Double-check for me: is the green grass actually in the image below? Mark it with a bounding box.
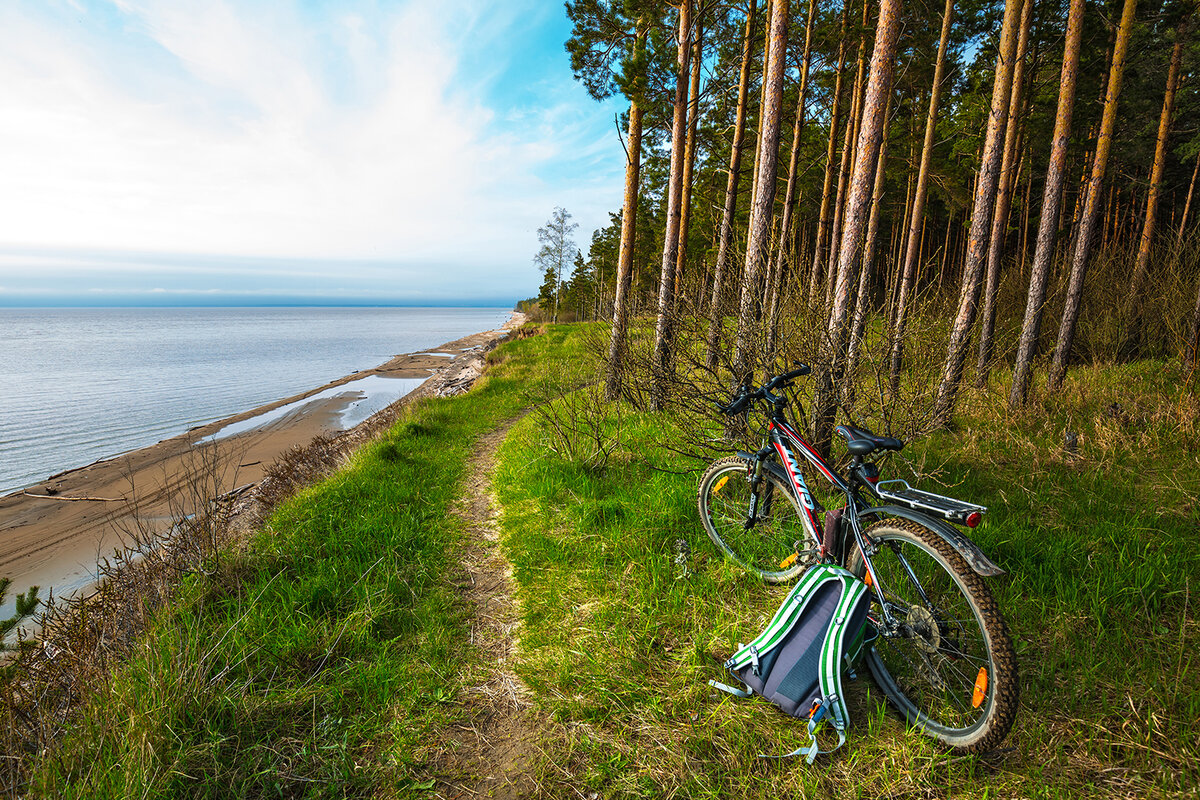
[28,327,576,798]
[28,323,1200,798]
[493,327,1200,798]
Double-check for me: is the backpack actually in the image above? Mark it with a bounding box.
[709,564,874,763]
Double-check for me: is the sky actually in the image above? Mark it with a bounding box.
[0,0,626,307]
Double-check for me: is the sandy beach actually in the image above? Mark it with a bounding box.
[0,314,525,617]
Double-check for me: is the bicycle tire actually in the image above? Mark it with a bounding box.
[696,456,808,583]
[846,518,1019,752]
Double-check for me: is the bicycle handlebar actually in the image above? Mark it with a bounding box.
[716,363,811,417]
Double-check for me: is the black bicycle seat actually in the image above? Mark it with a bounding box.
[835,424,904,455]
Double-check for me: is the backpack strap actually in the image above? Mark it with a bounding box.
[708,678,754,698]
[801,572,869,758]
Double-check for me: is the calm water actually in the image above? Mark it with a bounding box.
[0,307,509,494]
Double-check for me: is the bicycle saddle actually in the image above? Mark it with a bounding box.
[834,424,904,455]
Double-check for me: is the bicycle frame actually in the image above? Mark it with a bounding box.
[754,414,901,630]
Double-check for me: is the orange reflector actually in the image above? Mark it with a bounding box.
[972,667,988,708]
[779,552,798,569]
[713,476,730,493]
[864,569,873,588]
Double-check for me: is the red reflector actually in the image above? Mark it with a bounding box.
[867,476,880,484]
[965,511,982,528]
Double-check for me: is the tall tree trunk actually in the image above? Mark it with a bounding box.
[932,0,1025,424]
[1123,18,1188,338]
[731,0,790,384]
[1047,0,1138,391]
[604,27,646,401]
[764,0,818,360]
[675,19,705,315]
[845,87,895,405]
[825,6,870,314]
[705,0,759,370]
[888,0,954,399]
[811,0,903,453]
[1179,155,1199,245]
[651,0,693,409]
[975,0,1033,386]
[808,3,851,305]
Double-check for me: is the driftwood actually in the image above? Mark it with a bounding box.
[21,492,125,502]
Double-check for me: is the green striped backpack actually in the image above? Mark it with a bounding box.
[710,564,873,762]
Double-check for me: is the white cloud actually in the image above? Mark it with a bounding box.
[0,0,623,301]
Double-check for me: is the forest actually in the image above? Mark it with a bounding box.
[550,0,1199,448]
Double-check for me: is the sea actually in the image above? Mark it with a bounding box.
[0,307,511,495]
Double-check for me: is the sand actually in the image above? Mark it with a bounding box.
[0,313,526,616]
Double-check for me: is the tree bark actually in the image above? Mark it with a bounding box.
[808,3,851,306]
[932,0,1025,425]
[1179,155,1199,245]
[674,18,705,314]
[975,0,1033,386]
[1047,0,1138,391]
[705,0,758,370]
[887,0,954,399]
[824,4,870,314]
[810,0,903,452]
[651,0,693,409]
[844,86,895,405]
[604,26,646,401]
[1123,18,1188,335]
[764,0,818,360]
[731,0,790,384]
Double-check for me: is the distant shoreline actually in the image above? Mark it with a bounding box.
[0,310,526,619]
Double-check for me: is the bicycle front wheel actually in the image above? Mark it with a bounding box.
[847,518,1019,752]
[697,456,808,583]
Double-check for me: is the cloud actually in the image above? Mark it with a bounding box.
[0,0,623,302]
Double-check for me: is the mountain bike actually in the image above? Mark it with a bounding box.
[697,364,1018,752]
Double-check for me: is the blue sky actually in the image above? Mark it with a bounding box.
[0,0,625,306]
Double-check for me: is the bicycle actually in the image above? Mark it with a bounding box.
[697,364,1018,752]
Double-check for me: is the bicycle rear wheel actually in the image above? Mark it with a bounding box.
[696,456,808,583]
[846,518,1018,752]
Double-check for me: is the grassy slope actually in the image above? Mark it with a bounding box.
[30,328,572,798]
[493,327,1199,798]
[31,323,1199,798]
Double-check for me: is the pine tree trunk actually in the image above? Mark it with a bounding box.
[1179,156,1199,245]
[705,0,759,370]
[810,0,903,453]
[825,8,869,314]
[764,0,818,360]
[887,0,954,399]
[675,19,705,315]
[651,0,693,409]
[1047,0,1138,392]
[845,87,894,405]
[731,0,790,384]
[975,0,1033,386]
[931,0,1025,425]
[1123,19,1187,338]
[808,3,851,306]
[604,32,646,401]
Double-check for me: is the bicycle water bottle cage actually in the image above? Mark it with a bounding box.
[834,424,904,456]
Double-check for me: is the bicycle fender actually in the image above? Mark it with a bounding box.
[857,505,1005,577]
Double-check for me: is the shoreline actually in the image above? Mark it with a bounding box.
[0,312,526,618]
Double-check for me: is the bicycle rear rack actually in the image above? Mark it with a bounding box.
[872,479,987,526]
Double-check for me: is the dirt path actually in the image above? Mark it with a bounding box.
[434,416,547,800]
